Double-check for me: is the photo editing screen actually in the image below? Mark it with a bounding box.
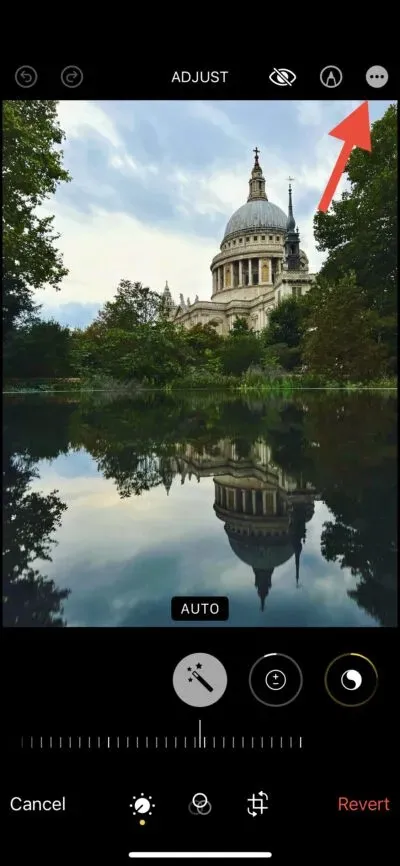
[2,60,398,863]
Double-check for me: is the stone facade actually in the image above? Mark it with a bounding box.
[165,150,316,335]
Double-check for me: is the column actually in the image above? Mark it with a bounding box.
[232,260,239,289]
[252,490,256,514]
[248,259,252,286]
[233,489,237,511]
[262,490,267,514]
[242,490,246,512]
[239,260,243,286]
[273,489,277,512]
[258,259,262,285]
[220,266,224,289]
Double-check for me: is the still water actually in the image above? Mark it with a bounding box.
[3,390,397,628]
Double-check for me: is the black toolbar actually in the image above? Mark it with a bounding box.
[4,61,398,99]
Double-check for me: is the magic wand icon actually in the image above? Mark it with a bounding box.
[188,668,214,692]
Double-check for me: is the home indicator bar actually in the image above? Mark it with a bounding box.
[128,855,272,860]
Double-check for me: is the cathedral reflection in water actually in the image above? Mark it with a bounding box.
[161,439,317,611]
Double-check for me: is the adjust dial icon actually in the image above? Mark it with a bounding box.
[249,653,303,707]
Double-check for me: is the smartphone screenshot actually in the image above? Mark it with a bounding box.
[3,61,398,863]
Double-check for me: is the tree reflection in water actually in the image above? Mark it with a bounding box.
[3,453,69,626]
[2,391,397,627]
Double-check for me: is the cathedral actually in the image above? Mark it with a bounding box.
[163,149,316,334]
[160,439,316,612]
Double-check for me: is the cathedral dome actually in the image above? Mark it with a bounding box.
[223,199,288,241]
[226,529,294,571]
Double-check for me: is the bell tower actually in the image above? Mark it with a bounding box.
[284,181,301,270]
[247,148,268,201]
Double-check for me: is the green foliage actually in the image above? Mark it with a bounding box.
[230,316,250,335]
[260,296,309,371]
[263,296,309,348]
[3,451,69,626]
[2,100,71,332]
[96,279,162,329]
[71,281,192,385]
[242,363,285,387]
[73,318,189,386]
[4,319,74,379]
[3,276,39,335]
[183,323,223,363]
[302,274,390,382]
[171,368,236,389]
[303,103,398,380]
[220,332,263,375]
[313,103,397,318]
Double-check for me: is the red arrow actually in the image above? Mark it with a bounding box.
[318,101,372,213]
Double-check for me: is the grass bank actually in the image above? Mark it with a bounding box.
[3,374,397,394]
[3,378,84,393]
[167,372,397,392]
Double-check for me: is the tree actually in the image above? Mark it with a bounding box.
[96,280,163,330]
[2,276,39,335]
[302,275,389,381]
[313,103,397,320]
[230,316,250,335]
[75,319,189,385]
[4,319,74,379]
[2,101,71,333]
[262,296,309,370]
[263,296,308,348]
[220,332,263,375]
[306,392,397,626]
[76,280,203,385]
[3,453,70,626]
[184,323,222,362]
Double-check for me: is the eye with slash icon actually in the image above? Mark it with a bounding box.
[269,68,296,87]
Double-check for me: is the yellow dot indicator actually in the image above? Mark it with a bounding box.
[139,820,146,826]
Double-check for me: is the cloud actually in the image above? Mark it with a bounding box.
[294,99,362,128]
[109,153,160,178]
[35,200,217,307]
[57,100,122,148]
[295,101,325,127]
[34,99,391,316]
[187,101,248,146]
[30,458,377,628]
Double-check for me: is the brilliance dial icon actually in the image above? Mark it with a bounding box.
[324,653,378,707]
[130,794,155,826]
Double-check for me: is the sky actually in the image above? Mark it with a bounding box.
[31,451,377,627]
[36,99,392,329]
